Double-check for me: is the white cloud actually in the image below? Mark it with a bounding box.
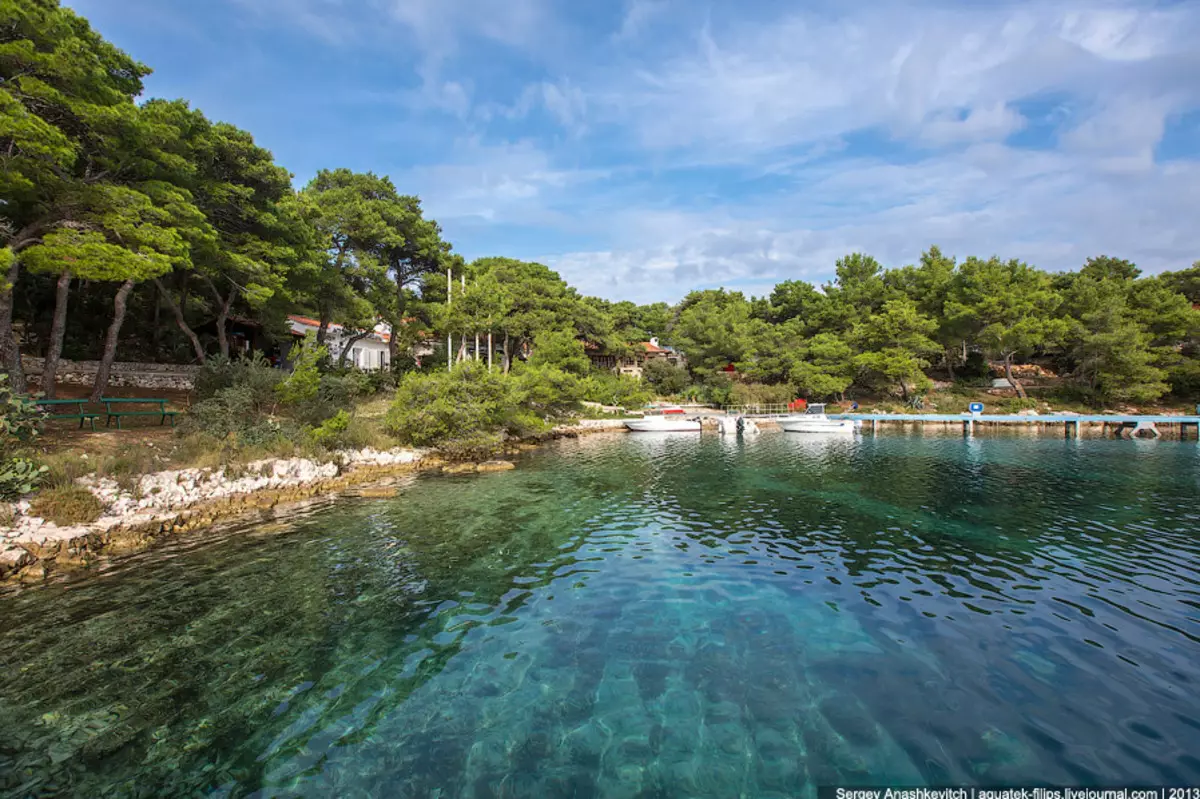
[227,0,1200,304]
[402,139,608,225]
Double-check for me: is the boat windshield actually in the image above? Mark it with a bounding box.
[806,403,826,415]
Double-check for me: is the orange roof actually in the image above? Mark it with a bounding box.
[289,314,325,328]
[641,341,668,353]
[289,314,392,342]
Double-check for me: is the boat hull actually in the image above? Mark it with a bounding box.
[625,419,703,433]
[778,417,857,434]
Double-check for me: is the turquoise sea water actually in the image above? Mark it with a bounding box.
[1,433,1199,797]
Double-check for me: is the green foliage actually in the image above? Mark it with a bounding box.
[385,361,581,452]
[309,410,351,448]
[791,333,855,399]
[530,330,590,375]
[685,373,734,406]
[0,375,45,449]
[29,485,104,526]
[670,289,753,377]
[642,358,691,396]
[193,355,279,401]
[946,257,1066,382]
[184,357,289,445]
[0,375,47,499]
[1061,270,1170,403]
[275,336,326,405]
[731,383,795,406]
[582,372,653,408]
[385,362,515,449]
[0,458,47,501]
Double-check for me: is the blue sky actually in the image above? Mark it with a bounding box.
[65,0,1200,303]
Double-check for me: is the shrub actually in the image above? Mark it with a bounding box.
[0,375,45,446]
[959,351,992,381]
[510,362,585,414]
[275,335,326,405]
[194,355,279,402]
[0,458,47,501]
[385,361,514,448]
[29,485,104,526]
[530,331,590,375]
[582,373,653,409]
[0,375,46,499]
[309,410,351,447]
[731,382,795,407]
[182,386,292,446]
[434,430,506,462]
[318,371,370,407]
[685,373,733,406]
[40,453,94,490]
[642,359,691,396]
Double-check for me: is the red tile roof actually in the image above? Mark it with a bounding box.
[288,314,392,343]
[641,341,667,353]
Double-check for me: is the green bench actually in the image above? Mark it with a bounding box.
[102,397,178,429]
[35,398,100,431]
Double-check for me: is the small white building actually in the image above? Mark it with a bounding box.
[287,315,391,371]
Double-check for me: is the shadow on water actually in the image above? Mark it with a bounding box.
[0,432,1198,797]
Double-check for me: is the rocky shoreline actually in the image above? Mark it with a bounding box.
[0,447,446,585]
[0,421,632,586]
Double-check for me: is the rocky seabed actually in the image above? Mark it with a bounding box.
[0,447,431,584]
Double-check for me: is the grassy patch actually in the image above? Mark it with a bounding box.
[40,452,97,490]
[29,485,104,526]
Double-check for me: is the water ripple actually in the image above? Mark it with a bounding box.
[1,433,1198,796]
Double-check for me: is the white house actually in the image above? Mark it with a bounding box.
[287,315,391,371]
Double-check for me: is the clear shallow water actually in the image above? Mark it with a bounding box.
[1,433,1199,798]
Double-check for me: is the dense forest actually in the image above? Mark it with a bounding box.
[3,0,1200,412]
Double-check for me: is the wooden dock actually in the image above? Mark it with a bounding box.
[828,413,1200,439]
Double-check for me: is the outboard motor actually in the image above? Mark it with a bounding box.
[736,416,745,434]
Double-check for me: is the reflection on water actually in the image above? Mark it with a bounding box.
[1,433,1198,797]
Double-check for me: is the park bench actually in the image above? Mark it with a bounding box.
[35,398,99,431]
[101,397,178,429]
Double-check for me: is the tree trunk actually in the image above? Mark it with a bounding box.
[317,306,331,345]
[151,279,162,355]
[388,322,399,365]
[41,271,71,398]
[0,254,26,393]
[488,331,493,371]
[502,332,511,374]
[390,279,407,364]
[335,329,371,368]
[90,278,135,403]
[208,281,236,359]
[1003,353,1027,398]
[179,272,189,320]
[154,278,206,364]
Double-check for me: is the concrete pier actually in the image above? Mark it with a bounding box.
[830,413,1200,440]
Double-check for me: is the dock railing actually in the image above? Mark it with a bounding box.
[720,403,792,418]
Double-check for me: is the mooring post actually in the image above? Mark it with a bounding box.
[872,419,878,435]
[963,419,973,437]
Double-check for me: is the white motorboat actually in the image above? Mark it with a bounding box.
[778,403,858,434]
[625,407,702,433]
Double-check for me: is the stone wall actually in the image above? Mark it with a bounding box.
[21,357,200,391]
